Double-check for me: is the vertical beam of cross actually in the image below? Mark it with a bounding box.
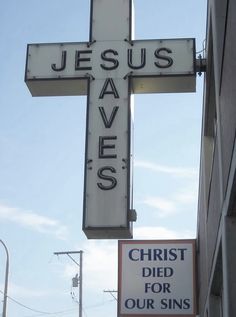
[83,0,134,238]
[90,0,133,42]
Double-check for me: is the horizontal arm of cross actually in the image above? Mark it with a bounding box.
[25,38,196,96]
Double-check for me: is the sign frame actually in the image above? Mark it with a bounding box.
[118,239,197,317]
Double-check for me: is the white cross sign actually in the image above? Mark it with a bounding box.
[25,0,196,239]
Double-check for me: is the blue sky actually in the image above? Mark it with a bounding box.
[0,0,206,316]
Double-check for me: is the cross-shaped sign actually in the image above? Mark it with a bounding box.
[25,0,196,239]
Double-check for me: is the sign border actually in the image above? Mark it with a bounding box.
[118,239,197,317]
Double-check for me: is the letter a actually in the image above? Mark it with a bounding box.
[99,78,119,99]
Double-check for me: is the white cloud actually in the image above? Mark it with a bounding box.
[134,226,196,240]
[0,203,68,240]
[79,241,117,291]
[134,159,198,179]
[140,184,198,218]
[58,240,118,300]
[142,196,177,217]
[173,189,197,205]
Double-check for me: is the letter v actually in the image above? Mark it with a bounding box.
[99,106,119,128]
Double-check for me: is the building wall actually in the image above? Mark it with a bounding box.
[197,0,236,316]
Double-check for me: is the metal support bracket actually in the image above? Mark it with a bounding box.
[196,55,207,76]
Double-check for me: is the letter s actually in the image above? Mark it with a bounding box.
[183,299,190,309]
[100,49,119,70]
[97,166,117,190]
[154,48,173,68]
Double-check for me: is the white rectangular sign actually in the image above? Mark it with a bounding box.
[25,39,196,96]
[118,240,196,317]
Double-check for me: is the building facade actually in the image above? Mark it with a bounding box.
[197,0,236,316]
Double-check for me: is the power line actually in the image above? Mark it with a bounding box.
[103,289,117,301]
[0,289,74,316]
[0,289,116,316]
[25,309,76,317]
[84,298,116,310]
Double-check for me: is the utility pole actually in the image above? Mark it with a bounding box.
[54,250,83,317]
[0,240,9,317]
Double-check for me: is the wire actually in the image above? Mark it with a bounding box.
[25,309,76,317]
[84,298,116,309]
[0,289,116,316]
[196,48,205,54]
[196,39,206,56]
[0,289,75,316]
